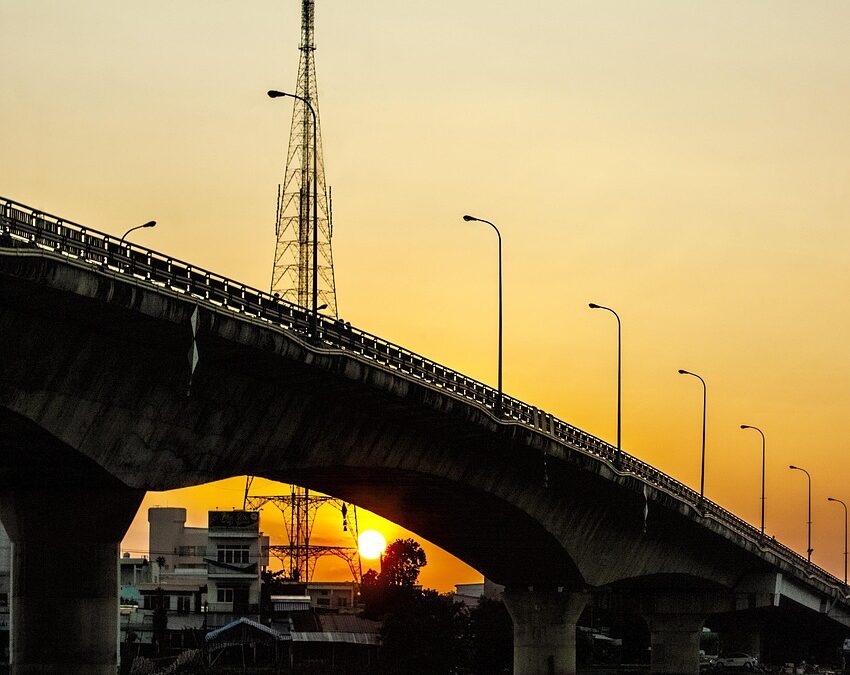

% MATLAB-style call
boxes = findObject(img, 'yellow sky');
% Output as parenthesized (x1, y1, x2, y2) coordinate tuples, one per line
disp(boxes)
(2, 1, 850, 591)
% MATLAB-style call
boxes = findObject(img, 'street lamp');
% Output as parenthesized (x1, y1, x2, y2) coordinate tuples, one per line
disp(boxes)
(827, 497, 848, 584)
(268, 89, 319, 338)
(678, 369, 707, 500)
(119, 221, 156, 245)
(589, 303, 621, 465)
(740, 424, 766, 536)
(789, 465, 813, 563)
(462, 214, 502, 415)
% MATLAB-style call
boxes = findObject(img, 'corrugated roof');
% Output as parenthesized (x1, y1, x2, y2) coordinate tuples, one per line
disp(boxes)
(205, 617, 287, 644)
(290, 631, 381, 646)
(273, 599, 311, 612)
(318, 614, 382, 635)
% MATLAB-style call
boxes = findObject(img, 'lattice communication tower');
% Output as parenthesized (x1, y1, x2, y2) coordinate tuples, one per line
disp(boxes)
(271, 0, 337, 316)
(243, 1, 354, 584)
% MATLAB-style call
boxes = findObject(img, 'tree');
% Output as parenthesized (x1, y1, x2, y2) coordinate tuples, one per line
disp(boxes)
(260, 569, 292, 618)
(380, 590, 471, 675)
(381, 538, 426, 588)
(360, 538, 427, 617)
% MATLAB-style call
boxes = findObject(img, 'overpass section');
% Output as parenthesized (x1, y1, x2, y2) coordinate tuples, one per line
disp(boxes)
(1, 197, 849, 674)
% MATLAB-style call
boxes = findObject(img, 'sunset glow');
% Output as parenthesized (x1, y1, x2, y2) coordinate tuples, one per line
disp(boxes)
(4, 1, 850, 593)
(358, 530, 387, 560)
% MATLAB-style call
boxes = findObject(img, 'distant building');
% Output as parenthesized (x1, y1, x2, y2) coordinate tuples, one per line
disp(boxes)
(205, 510, 269, 628)
(307, 581, 358, 611)
(453, 582, 485, 607)
(120, 507, 269, 648)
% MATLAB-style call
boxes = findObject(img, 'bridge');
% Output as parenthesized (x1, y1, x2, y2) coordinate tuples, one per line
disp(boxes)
(1, 196, 848, 675)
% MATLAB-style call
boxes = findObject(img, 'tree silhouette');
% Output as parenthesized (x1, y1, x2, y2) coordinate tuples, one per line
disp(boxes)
(381, 538, 426, 588)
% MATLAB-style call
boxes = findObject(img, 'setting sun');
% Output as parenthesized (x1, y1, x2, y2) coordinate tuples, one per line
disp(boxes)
(358, 530, 387, 560)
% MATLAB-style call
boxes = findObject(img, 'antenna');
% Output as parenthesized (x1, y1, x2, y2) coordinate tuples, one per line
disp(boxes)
(270, 0, 338, 316)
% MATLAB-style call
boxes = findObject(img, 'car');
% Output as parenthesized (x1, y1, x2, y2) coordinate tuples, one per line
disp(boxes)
(715, 652, 759, 670)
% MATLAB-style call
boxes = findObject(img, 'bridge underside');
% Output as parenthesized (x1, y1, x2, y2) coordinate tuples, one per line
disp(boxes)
(1, 248, 849, 674)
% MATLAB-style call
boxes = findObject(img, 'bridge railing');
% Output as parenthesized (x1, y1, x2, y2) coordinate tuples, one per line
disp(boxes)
(0, 195, 843, 595)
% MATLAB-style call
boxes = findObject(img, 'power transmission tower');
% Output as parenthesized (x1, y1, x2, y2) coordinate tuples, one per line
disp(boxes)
(271, 0, 337, 316)
(247, 492, 362, 583)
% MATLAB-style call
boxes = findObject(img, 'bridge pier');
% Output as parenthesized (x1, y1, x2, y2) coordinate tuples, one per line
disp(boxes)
(503, 586, 589, 675)
(0, 485, 144, 675)
(644, 613, 705, 675)
(638, 591, 736, 675)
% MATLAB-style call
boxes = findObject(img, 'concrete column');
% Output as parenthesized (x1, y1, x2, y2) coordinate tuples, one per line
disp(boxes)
(503, 586, 589, 675)
(644, 613, 705, 675)
(0, 485, 144, 675)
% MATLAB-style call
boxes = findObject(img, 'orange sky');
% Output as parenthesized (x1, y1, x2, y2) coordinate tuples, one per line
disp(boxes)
(2, 1, 850, 592)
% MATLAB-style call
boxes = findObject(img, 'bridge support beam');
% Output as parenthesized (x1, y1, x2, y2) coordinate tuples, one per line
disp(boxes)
(0, 485, 144, 675)
(503, 586, 589, 675)
(638, 591, 735, 675)
(644, 613, 705, 675)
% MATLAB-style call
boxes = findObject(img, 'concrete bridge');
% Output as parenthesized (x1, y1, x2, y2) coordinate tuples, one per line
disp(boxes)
(1, 196, 848, 674)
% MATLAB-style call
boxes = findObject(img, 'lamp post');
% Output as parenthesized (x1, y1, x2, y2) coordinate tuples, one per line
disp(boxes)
(268, 89, 319, 338)
(789, 465, 813, 563)
(740, 424, 766, 536)
(678, 369, 707, 500)
(827, 497, 848, 584)
(119, 221, 156, 245)
(462, 214, 502, 415)
(589, 303, 621, 465)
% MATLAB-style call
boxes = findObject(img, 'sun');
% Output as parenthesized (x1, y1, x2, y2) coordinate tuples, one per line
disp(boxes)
(358, 530, 387, 560)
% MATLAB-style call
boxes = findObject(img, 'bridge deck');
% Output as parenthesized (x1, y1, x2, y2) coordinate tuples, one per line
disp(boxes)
(1, 194, 846, 603)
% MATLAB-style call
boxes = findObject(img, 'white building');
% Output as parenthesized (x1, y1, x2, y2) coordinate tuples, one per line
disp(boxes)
(307, 581, 358, 611)
(121, 507, 269, 644)
(205, 510, 269, 628)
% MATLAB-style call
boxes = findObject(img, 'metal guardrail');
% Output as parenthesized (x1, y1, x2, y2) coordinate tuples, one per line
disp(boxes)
(1, 195, 846, 598)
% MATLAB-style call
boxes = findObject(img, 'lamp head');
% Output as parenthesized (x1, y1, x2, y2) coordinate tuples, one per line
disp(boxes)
(317, 303, 328, 311)
(740, 424, 750, 429)
(267, 90, 288, 99)
(829, 497, 837, 502)
(678, 369, 688, 375)
(789, 464, 798, 470)
(588, 303, 601, 309)
(462, 215, 477, 222)
(142, 220, 156, 229)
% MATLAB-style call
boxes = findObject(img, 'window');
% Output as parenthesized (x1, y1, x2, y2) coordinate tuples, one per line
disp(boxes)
(176, 596, 191, 613)
(217, 587, 234, 603)
(143, 594, 167, 610)
(177, 545, 207, 557)
(217, 545, 249, 564)
(336, 597, 348, 608)
(316, 598, 330, 606)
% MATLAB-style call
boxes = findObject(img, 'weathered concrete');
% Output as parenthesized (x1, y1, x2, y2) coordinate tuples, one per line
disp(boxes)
(638, 591, 738, 675)
(503, 586, 588, 675)
(645, 613, 704, 675)
(2, 246, 850, 663)
(0, 251, 795, 590)
(0, 403, 144, 673)
(0, 486, 143, 674)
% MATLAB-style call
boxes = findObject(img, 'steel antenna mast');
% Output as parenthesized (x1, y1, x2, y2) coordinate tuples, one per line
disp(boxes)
(270, 0, 337, 315)
(243, 0, 340, 547)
